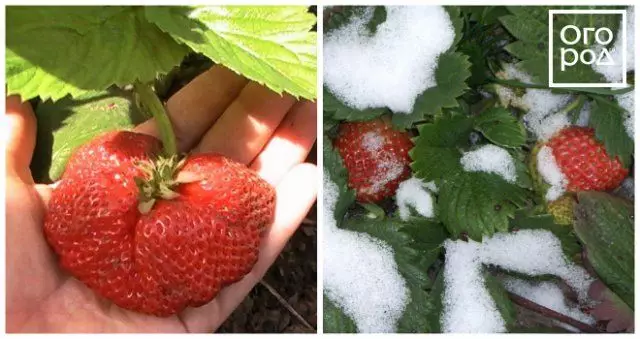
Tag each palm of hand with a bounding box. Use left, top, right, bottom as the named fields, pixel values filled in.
left=5, top=66, right=317, bottom=333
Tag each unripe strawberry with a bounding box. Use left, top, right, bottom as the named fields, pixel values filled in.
left=547, top=194, right=575, bottom=225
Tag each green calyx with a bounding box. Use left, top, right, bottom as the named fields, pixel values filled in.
left=135, top=156, right=187, bottom=214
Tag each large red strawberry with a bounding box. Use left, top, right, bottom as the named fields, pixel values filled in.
left=334, top=117, right=413, bottom=202
left=44, top=131, right=275, bottom=316
left=547, top=127, right=628, bottom=192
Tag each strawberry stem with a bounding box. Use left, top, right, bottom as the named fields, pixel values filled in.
left=133, top=81, right=178, bottom=157
left=490, top=78, right=634, bottom=96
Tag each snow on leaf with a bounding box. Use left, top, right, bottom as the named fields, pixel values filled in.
left=509, top=208, right=582, bottom=259
left=324, top=6, right=456, bottom=114
left=410, top=114, right=475, bottom=181
left=504, top=277, right=595, bottom=332
left=343, top=217, right=447, bottom=332
left=394, top=52, right=471, bottom=128
left=323, top=294, right=358, bottom=333
left=396, top=177, right=435, bottom=220
left=460, top=144, right=517, bottom=183
left=442, top=229, right=594, bottom=332
left=323, top=174, right=409, bottom=333
left=536, top=145, right=568, bottom=202
left=442, top=239, right=507, bottom=332
left=592, top=6, right=635, bottom=83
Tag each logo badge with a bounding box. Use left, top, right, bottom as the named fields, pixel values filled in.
left=548, top=9, right=627, bottom=88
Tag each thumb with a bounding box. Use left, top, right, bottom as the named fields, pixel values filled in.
left=4, top=95, right=36, bottom=183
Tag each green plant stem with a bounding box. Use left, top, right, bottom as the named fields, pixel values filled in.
left=491, top=78, right=634, bottom=96
left=133, top=81, right=177, bottom=157
left=558, top=95, right=586, bottom=116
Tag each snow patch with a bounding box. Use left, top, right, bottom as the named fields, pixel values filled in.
left=592, top=7, right=635, bottom=83
left=324, top=6, right=455, bottom=113
left=442, top=240, right=506, bottom=333
left=424, top=180, right=438, bottom=193
left=537, top=146, right=568, bottom=201
left=480, top=230, right=594, bottom=302
left=497, top=64, right=572, bottom=141
left=616, top=90, right=634, bottom=140
left=323, top=173, right=409, bottom=333
left=619, top=177, right=634, bottom=200
left=460, top=144, right=516, bottom=183
left=396, top=177, right=434, bottom=220
left=576, top=101, right=591, bottom=127
left=442, top=229, right=594, bottom=333
left=503, top=278, right=595, bottom=332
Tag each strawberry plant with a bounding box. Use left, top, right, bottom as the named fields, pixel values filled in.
left=7, top=5, right=316, bottom=317
left=323, top=5, right=634, bottom=333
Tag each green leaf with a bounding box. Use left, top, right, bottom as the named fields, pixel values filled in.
left=323, top=136, right=356, bottom=224
left=342, top=217, right=446, bottom=332
left=462, top=6, right=510, bottom=26
left=145, top=6, right=317, bottom=99
left=325, top=6, right=370, bottom=32
left=474, top=107, right=526, bottom=148
left=359, top=202, right=386, bottom=219
left=500, top=6, right=621, bottom=84
left=393, top=52, right=471, bottom=128
left=484, top=273, right=517, bottom=330
left=589, top=97, right=634, bottom=167
left=509, top=208, right=582, bottom=258
left=323, top=87, right=386, bottom=122
left=574, top=191, right=634, bottom=309
left=7, top=6, right=188, bottom=102
left=438, top=172, right=530, bottom=240
left=323, top=294, right=358, bottom=333
left=343, top=218, right=437, bottom=287
left=445, top=6, right=465, bottom=49
left=512, top=150, right=534, bottom=190
left=30, top=89, right=148, bottom=183
left=410, top=114, right=475, bottom=181
left=401, top=220, right=449, bottom=271
left=397, top=287, right=439, bottom=333
left=366, top=6, right=387, bottom=34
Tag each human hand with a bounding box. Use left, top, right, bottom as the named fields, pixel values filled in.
left=5, top=65, right=318, bottom=333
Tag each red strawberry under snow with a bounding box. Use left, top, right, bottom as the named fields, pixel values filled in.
left=547, top=127, right=628, bottom=192
left=334, top=118, right=413, bottom=202
left=44, top=131, right=275, bottom=316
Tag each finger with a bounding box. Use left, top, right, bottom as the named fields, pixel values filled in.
left=250, top=100, right=317, bottom=186
left=35, top=184, right=53, bottom=208
left=180, top=163, right=318, bottom=333
left=193, top=82, right=296, bottom=164
left=5, top=95, right=36, bottom=183
left=135, top=65, right=248, bottom=152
